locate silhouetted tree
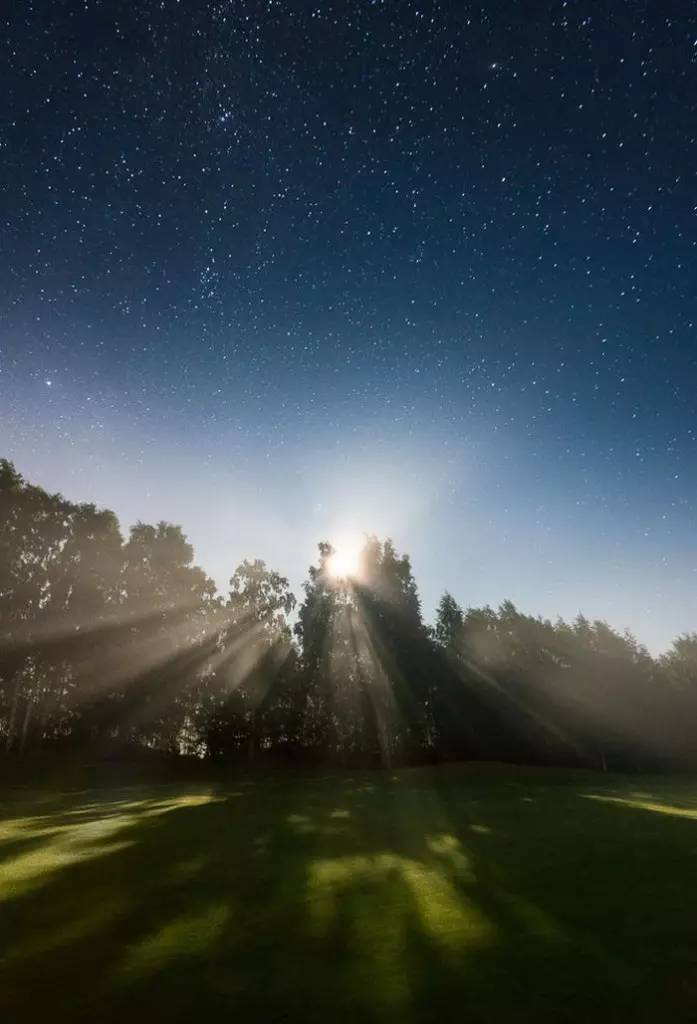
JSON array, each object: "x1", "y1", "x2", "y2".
[
  {"x1": 203, "y1": 560, "x2": 295, "y2": 760},
  {"x1": 2, "y1": 457, "x2": 696, "y2": 774}
]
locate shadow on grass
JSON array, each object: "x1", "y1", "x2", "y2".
[{"x1": 2, "y1": 770, "x2": 697, "y2": 1023}]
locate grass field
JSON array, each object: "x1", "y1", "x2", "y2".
[{"x1": 2, "y1": 765, "x2": 697, "y2": 1023}]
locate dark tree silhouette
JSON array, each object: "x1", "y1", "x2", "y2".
[{"x1": 1, "y1": 458, "x2": 696, "y2": 772}]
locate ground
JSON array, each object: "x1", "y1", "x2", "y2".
[{"x1": 2, "y1": 765, "x2": 697, "y2": 1023}]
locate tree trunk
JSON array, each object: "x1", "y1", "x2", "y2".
[
  {"x1": 4, "y1": 677, "x2": 21, "y2": 754},
  {"x1": 36, "y1": 700, "x2": 51, "y2": 752},
  {"x1": 248, "y1": 709, "x2": 256, "y2": 762},
  {"x1": 378, "y1": 715, "x2": 392, "y2": 771},
  {"x1": 18, "y1": 689, "x2": 34, "y2": 754}
]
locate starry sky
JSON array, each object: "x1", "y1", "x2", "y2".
[{"x1": 2, "y1": 0, "x2": 696, "y2": 652}]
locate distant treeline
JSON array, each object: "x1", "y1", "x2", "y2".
[{"x1": 1, "y1": 458, "x2": 696, "y2": 772}]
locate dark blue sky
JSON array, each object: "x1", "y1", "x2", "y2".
[{"x1": 2, "y1": 0, "x2": 696, "y2": 651}]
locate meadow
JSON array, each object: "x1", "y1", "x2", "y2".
[{"x1": 2, "y1": 765, "x2": 697, "y2": 1023}]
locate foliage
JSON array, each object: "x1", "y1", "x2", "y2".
[{"x1": 1, "y1": 458, "x2": 696, "y2": 770}]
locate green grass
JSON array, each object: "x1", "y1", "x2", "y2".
[{"x1": 2, "y1": 765, "x2": 697, "y2": 1023}]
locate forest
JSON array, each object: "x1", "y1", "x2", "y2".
[{"x1": 2, "y1": 457, "x2": 696, "y2": 772}]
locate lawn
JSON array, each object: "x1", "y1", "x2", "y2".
[{"x1": 2, "y1": 765, "x2": 697, "y2": 1023}]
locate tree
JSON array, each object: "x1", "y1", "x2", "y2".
[
  {"x1": 351, "y1": 538, "x2": 435, "y2": 765},
  {"x1": 434, "y1": 592, "x2": 464, "y2": 652},
  {"x1": 662, "y1": 633, "x2": 697, "y2": 691},
  {"x1": 0, "y1": 462, "x2": 76, "y2": 753},
  {"x1": 295, "y1": 541, "x2": 360, "y2": 763},
  {"x1": 203, "y1": 560, "x2": 296, "y2": 761},
  {"x1": 2, "y1": 455, "x2": 697, "y2": 775},
  {"x1": 102, "y1": 521, "x2": 219, "y2": 752}
]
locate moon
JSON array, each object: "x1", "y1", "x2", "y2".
[{"x1": 327, "y1": 539, "x2": 362, "y2": 579}]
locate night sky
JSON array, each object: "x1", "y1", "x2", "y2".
[{"x1": 2, "y1": 0, "x2": 696, "y2": 652}]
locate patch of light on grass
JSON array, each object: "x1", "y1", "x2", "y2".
[
  {"x1": 329, "y1": 809, "x2": 351, "y2": 819},
  {"x1": 168, "y1": 855, "x2": 210, "y2": 884},
  {"x1": 6, "y1": 898, "x2": 125, "y2": 963},
  {"x1": 401, "y1": 860, "x2": 491, "y2": 949},
  {"x1": 582, "y1": 794, "x2": 697, "y2": 819},
  {"x1": 0, "y1": 832, "x2": 136, "y2": 899},
  {"x1": 0, "y1": 819, "x2": 71, "y2": 842},
  {"x1": 502, "y1": 894, "x2": 564, "y2": 939},
  {"x1": 309, "y1": 853, "x2": 392, "y2": 893},
  {"x1": 426, "y1": 834, "x2": 461, "y2": 856},
  {"x1": 138, "y1": 792, "x2": 224, "y2": 817},
  {"x1": 307, "y1": 852, "x2": 493, "y2": 956},
  {"x1": 0, "y1": 791, "x2": 223, "y2": 900},
  {"x1": 286, "y1": 813, "x2": 316, "y2": 833},
  {"x1": 305, "y1": 854, "x2": 406, "y2": 1012},
  {"x1": 0, "y1": 792, "x2": 220, "y2": 844},
  {"x1": 117, "y1": 904, "x2": 229, "y2": 979},
  {"x1": 426, "y1": 833, "x2": 474, "y2": 881}
]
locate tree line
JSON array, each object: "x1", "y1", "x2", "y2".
[{"x1": 2, "y1": 458, "x2": 696, "y2": 772}]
